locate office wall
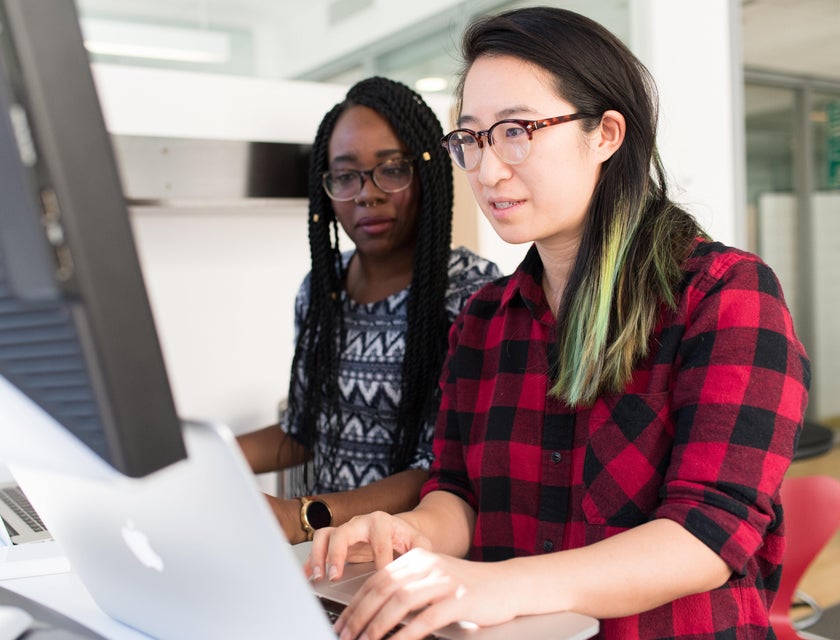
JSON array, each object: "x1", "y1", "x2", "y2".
[
  {"x1": 630, "y1": 0, "x2": 746, "y2": 249},
  {"x1": 93, "y1": 65, "x2": 345, "y2": 434},
  {"x1": 758, "y1": 192, "x2": 840, "y2": 420}
]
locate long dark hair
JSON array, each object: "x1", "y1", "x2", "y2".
[
  {"x1": 457, "y1": 7, "x2": 706, "y2": 406},
  {"x1": 285, "y1": 76, "x2": 454, "y2": 488}
]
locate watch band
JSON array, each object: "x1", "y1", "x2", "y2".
[{"x1": 297, "y1": 496, "x2": 332, "y2": 541}]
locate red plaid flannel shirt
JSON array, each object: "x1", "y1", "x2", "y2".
[{"x1": 422, "y1": 240, "x2": 810, "y2": 639}]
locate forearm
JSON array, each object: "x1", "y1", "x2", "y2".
[
  {"x1": 236, "y1": 424, "x2": 310, "y2": 473},
  {"x1": 504, "y1": 518, "x2": 731, "y2": 619},
  {"x1": 280, "y1": 469, "x2": 430, "y2": 545},
  {"x1": 398, "y1": 490, "x2": 475, "y2": 558},
  {"x1": 321, "y1": 468, "x2": 429, "y2": 528}
]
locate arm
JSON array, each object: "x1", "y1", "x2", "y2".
[
  {"x1": 308, "y1": 489, "x2": 475, "y2": 577},
  {"x1": 271, "y1": 468, "x2": 432, "y2": 545},
  {"x1": 236, "y1": 424, "x2": 310, "y2": 474},
  {"x1": 330, "y1": 517, "x2": 730, "y2": 640},
  {"x1": 506, "y1": 518, "x2": 729, "y2": 618}
]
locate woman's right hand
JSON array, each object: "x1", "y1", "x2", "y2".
[{"x1": 304, "y1": 511, "x2": 432, "y2": 582}]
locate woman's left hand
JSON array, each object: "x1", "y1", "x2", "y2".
[{"x1": 333, "y1": 547, "x2": 520, "y2": 640}]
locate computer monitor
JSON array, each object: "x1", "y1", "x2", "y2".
[{"x1": 0, "y1": 0, "x2": 186, "y2": 478}]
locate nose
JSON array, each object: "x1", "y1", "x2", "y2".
[
  {"x1": 356, "y1": 169, "x2": 386, "y2": 198},
  {"x1": 476, "y1": 141, "x2": 512, "y2": 187}
]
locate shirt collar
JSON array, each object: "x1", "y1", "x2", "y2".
[{"x1": 501, "y1": 244, "x2": 554, "y2": 324}]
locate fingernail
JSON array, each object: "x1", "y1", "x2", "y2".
[
  {"x1": 310, "y1": 565, "x2": 322, "y2": 581},
  {"x1": 328, "y1": 563, "x2": 339, "y2": 581}
]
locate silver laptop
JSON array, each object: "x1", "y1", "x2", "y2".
[
  {"x1": 9, "y1": 419, "x2": 599, "y2": 640},
  {"x1": 0, "y1": 481, "x2": 52, "y2": 545}
]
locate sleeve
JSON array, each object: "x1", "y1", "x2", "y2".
[
  {"x1": 404, "y1": 251, "x2": 501, "y2": 471},
  {"x1": 420, "y1": 303, "x2": 479, "y2": 509},
  {"x1": 444, "y1": 248, "x2": 503, "y2": 323},
  {"x1": 654, "y1": 251, "x2": 811, "y2": 575}
]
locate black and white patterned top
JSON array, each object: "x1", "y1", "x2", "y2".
[{"x1": 285, "y1": 246, "x2": 502, "y2": 493}]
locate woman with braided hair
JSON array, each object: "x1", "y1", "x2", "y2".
[{"x1": 238, "y1": 76, "x2": 500, "y2": 545}]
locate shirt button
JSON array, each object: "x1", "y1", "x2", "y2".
[
  {"x1": 542, "y1": 539, "x2": 554, "y2": 553},
  {"x1": 551, "y1": 451, "x2": 562, "y2": 463}
]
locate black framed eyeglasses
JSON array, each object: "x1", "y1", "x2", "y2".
[
  {"x1": 322, "y1": 156, "x2": 415, "y2": 201},
  {"x1": 440, "y1": 113, "x2": 594, "y2": 171}
]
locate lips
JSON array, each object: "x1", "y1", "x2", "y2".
[
  {"x1": 356, "y1": 215, "x2": 395, "y2": 235},
  {"x1": 493, "y1": 201, "x2": 520, "y2": 209},
  {"x1": 487, "y1": 197, "x2": 525, "y2": 219}
]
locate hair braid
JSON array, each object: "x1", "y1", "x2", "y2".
[
  {"x1": 285, "y1": 77, "x2": 454, "y2": 488},
  {"x1": 284, "y1": 102, "x2": 346, "y2": 489}
]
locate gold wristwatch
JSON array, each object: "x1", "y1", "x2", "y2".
[{"x1": 297, "y1": 496, "x2": 332, "y2": 541}]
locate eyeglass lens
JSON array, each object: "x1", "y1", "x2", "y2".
[
  {"x1": 323, "y1": 158, "x2": 413, "y2": 201},
  {"x1": 445, "y1": 122, "x2": 531, "y2": 171}
]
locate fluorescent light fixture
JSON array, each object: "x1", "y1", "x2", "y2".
[
  {"x1": 415, "y1": 76, "x2": 448, "y2": 93},
  {"x1": 81, "y1": 18, "x2": 230, "y2": 64}
]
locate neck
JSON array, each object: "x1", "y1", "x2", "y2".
[
  {"x1": 536, "y1": 239, "x2": 579, "y2": 315},
  {"x1": 345, "y1": 249, "x2": 414, "y2": 304}
]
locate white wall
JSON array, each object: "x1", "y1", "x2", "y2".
[
  {"x1": 129, "y1": 205, "x2": 308, "y2": 431},
  {"x1": 93, "y1": 65, "x2": 348, "y2": 434},
  {"x1": 630, "y1": 0, "x2": 746, "y2": 248}
]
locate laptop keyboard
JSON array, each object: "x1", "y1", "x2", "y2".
[
  {"x1": 318, "y1": 597, "x2": 441, "y2": 639},
  {"x1": 0, "y1": 485, "x2": 47, "y2": 534}
]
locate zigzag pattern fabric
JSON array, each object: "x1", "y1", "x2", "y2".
[{"x1": 286, "y1": 246, "x2": 501, "y2": 492}]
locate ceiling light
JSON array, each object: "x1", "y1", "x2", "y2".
[
  {"x1": 81, "y1": 18, "x2": 230, "y2": 64},
  {"x1": 415, "y1": 76, "x2": 448, "y2": 93}
]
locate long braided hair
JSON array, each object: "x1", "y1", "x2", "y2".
[{"x1": 285, "y1": 77, "x2": 454, "y2": 490}]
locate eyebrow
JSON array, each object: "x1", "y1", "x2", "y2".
[
  {"x1": 457, "y1": 105, "x2": 536, "y2": 129},
  {"x1": 329, "y1": 148, "x2": 407, "y2": 166}
]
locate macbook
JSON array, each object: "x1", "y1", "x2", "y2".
[
  {"x1": 10, "y1": 419, "x2": 598, "y2": 640},
  {"x1": 0, "y1": 481, "x2": 51, "y2": 546}
]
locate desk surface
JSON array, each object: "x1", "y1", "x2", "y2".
[
  {"x1": 2, "y1": 571, "x2": 148, "y2": 639},
  {"x1": 1, "y1": 543, "x2": 599, "y2": 640}
]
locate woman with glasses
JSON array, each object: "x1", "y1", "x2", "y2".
[
  {"x1": 306, "y1": 8, "x2": 810, "y2": 640},
  {"x1": 237, "y1": 76, "x2": 500, "y2": 545}
]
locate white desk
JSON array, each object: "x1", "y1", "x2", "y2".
[
  {"x1": 1, "y1": 543, "x2": 599, "y2": 640},
  {"x1": 2, "y1": 570, "x2": 148, "y2": 639}
]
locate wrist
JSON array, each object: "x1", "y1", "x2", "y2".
[
  {"x1": 268, "y1": 497, "x2": 308, "y2": 544},
  {"x1": 297, "y1": 496, "x2": 333, "y2": 541}
]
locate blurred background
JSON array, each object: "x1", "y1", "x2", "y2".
[{"x1": 70, "y1": 0, "x2": 840, "y2": 433}]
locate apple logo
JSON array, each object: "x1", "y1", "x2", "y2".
[{"x1": 120, "y1": 520, "x2": 164, "y2": 572}]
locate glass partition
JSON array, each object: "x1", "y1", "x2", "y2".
[{"x1": 745, "y1": 75, "x2": 840, "y2": 423}]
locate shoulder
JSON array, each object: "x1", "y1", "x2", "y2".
[
  {"x1": 681, "y1": 240, "x2": 786, "y2": 302},
  {"x1": 444, "y1": 247, "x2": 503, "y2": 320},
  {"x1": 294, "y1": 270, "x2": 313, "y2": 312},
  {"x1": 447, "y1": 246, "x2": 502, "y2": 280}
]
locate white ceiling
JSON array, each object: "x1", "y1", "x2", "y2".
[
  {"x1": 75, "y1": 0, "x2": 840, "y2": 86},
  {"x1": 741, "y1": 0, "x2": 840, "y2": 79}
]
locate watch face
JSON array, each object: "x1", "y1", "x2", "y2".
[{"x1": 307, "y1": 500, "x2": 332, "y2": 529}]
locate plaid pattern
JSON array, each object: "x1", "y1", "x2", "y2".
[{"x1": 422, "y1": 241, "x2": 810, "y2": 640}]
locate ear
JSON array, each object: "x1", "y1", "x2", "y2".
[{"x1": 593, "y1": 109, "x2": 625, "y2": 162}]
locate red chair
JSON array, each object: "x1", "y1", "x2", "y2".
[{"x1": 769, "y1": 474, "x2": 840, "y2": 640}]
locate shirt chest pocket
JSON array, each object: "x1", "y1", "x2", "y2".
[{"x1": 580, "y1": 392, "x2": 673, "y2": 528}]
